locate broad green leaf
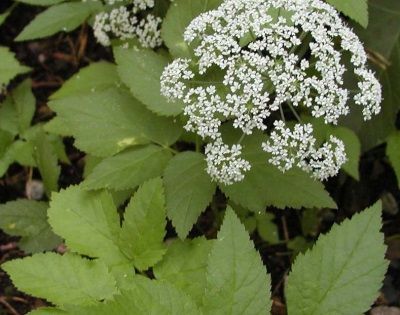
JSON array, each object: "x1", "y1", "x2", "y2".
[
  {"x1": 48, "y1": 186, "x2": 129, "y2": 266},
  {"x1": 82, "y1": 145, "x2": 172, "y2": 190},
  {"x1": 0, "y1": 47, "x2": 31, "y2": 88},
  {"x1": 34, "y1": 131, "x2": 60, "y2": 198},
  {"x1": 285, "y1": 202, "x2": 388, "y2": 315},
  {"x1": 2, "y1": 252, "x2": 118, "y2": 306},
  {"x1": 0, "y1": 139, "x2": 36, "y2": 177},
  {"x1": 331, "y1": 126, "x2": 361, "y2": 180},
  {"x1": 28, "y1": 308, "x2": 68, "y2": 315},
  {"x1": 221, "y1": 130, "x2": 337, "y2": 211},
  {"x1": 119, "y1": 178, "x2": 166, "y2": 271},
  {"x1": 325, "y1": 0, "x2": 368, "y2": 27},
  {"x1": 0, "y1": 200, "x2": 61, "y2": 253},
  {"x1": 387, "y1": 131, "x2": 400, "y2": 189},
  {"x1": 163, "y1": 152, "x2": 216, "y2": 238},
  {"x1": 162, "y1": 0, "x2": 223, "y2": 58},
  {"x1": 66, "y1": 277, "x2": 201, "y2": 315},
  {"x1": 0, "y1": 130, "x2": 14, "y2": 157},
  {"x1": 0, "y1": 79, "x2": 35, "y2": 135},
  {"x1": 114, "y1": 47, "x2": 184, "y2": 116},
  {"x1": 153, "y1": 237, "x2": 214, "y2": 305},
  {"x1": 49, "y1": 88, "x2": 182, "y2": 157},
  {"x1": 13, "y1": 0, "x2": 65, "y2": 5},
  {"x1": 256, "y1": 212, "x2": 279, "y2": 244},
  {"x1": 15, "y1": 2, "x2": 102, "y2": 41},
  {"x1": 50, "y1": 62, "x2": 122, "y2": 100},
  {"x1": 202, "y1": 207, "x2": 272, "y2": 314},
  {"x1": 341, "y1": 0, "x2": 400, "y2": 150}
]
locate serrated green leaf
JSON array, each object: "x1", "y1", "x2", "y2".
[
  {"x1": 161, "y1": 0, "x2": 223, "y2": 58},
  {"x1": 34, "y1": 131, "x2": 60, "y2": 198},
  {"x1": 48, "y1": 186, "x2": 129, "y2": 266},
  {"x1": 153, "y1": 237, "x2": 214, "y2": 305},
  {"x1": 387, "y1": 131, "x2": 400, "y2": 189},
  {"x1": 49, "y1": 88, "x2": 181, "y2": 157},
  {"x1": 285, "y1": 202, "x2": 388, "y2": 315},
  {"x1": 50, "y1": 62, "x2": 122, "y2": 100},
  {"x1": 0, "y1": 200, "x2": 61, "y2": 253},
  {"x1": 2, "y1": 252, "x2": 117, "y2": 306},
  {"x1": 202, "y1": 207, "x2": 272, "y2": 314},
  {"x1": 326, "y1": 0, "x2": 368, "y2": 27},
  {"x1": 15, "y1": 2, "x2": 102, "y2": 41},
  {"x1": 0, "y1": 47, "x2": 31, "y2": 89},
  {"x1": 67, "y1": 277, "x2": 201, "y2": 315},
  {"x1": 13, "y1": 0, "x2": 65, "y2": 6},
  {"x1": 119, "y1": 178, "x2": 166, "y2": 271},
  {"x1": 220, "y1": 131, "x2": 337, "y2": 211},
  {"x1": 340, "y1": 0, "x2": 400, "y2": 150},
  {"x1": 82, "y1": 145, "x2": 172, "y2": 190},
  {"x1": 114, "y1": 47, "x2": 184, "y2": 116},
  {"x1": 163, "y1": 152, "x2": 216, "y2": 238},
  {"x1": 43, "y1": 116, "x2": 72, "y2": 136}
]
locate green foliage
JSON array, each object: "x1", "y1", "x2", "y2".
[
  {"x1": 153, "y1": 237, "x2": 214, "y2": 305},
  {"x1": 119, "y1": 178, "x2": 166, "y2": 271},
  {"x1": 48, "y1": 88, "x2": 181, "y2": 157},
  {"x1": 15, "y1": 2, "x2": 102, "y2": 41},
  {"x1": 0, "y1": 200, "x2": 61, "y2": 253},
  {"x1": 326, "y1": 0, "x2": 368, "y2": 27},
  {"x1": 114, "y1": 47, "x2": 184, "y2": 116},
  {"x1": 161, "y1": 0, "x2": 223, "y2": 58},
  {"x1": 0, "y1": 80, "x2": 66, "y2": 179},
  {"x1": 387, "y1": 131, "x2": 400, "y2": 188},
  {"x1": 202, "y1": 207, "x2": 272, "y2": 314},
  {"x1": 285, "y1": 202, "x2": 388, "y2": 315},
  {"x1": 341, "y1": 0, "x2": 400, "y2": 150},
  {"x1": 0, "y1": 47, "x2": 31, "y2": 87},
  {"x1": 82, "y1": 145, "x2": 172, "y2": 190},
  {"x1": 50, "y1": 62, "x2": 122, "y2": 101},
  {"x1": 48, "y1": 185, "x2": 130, "y2": 266},
  {"x1": 220, "y1": 130, "x2": 337, "y2": 211},
  {"x1": 163, "y1": 152, "x2": 216, "y2": 238},
  {"x1": 13, "y1": 0, "x2": 65, "y2": 5},
  {"x1": 2, "y1": 252, "x2": 118, "y2": 306}
]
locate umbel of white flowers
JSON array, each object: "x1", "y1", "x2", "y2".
[
  {"x1": 161, "y1": 0, "x2": 382, "y2": 185},
  {"x1": 87, "y1": 0, "x2": 162, "y2": 48}
]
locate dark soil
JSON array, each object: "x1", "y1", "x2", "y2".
[{"x1": 1, "y1": 2, "x2": 400, "y2": 315}]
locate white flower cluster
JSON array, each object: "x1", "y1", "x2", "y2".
[
  {"x1": 90, "y1": 0, "x2": 162, "y2": 48},
  {"x1": 160, "y1": 0, "x2": 382, "y2": 184}
]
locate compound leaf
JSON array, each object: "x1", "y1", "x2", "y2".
[
  {"x1": 15, "y1": 2, "x2": 101, "y2": 41},
  {"x1": 114, "y1": 47, "x2": 184, "y2": 116},
  {"x1": 82, "y1": 145, "x2": 172, "y2": 191},
  {"x1": 326, "y1": 0, "x2": 368, "y2": 27},
  {"x1": 153, "y1": 237, "x2": 214, "y2": 305},
  {"x1": 2, "y1": 252, "x2": 117, "y2": 306},
  {"x1": 202, "y1": 208, "x2": 272, "y2": 314},
  {"x1": 0, "y1": 200, "x2": 61, "y2": 253},
  {"x1": 387, "y1": 131, "x2": 400, "y2": 189},
  {"x1": 285, "y1": 202, "x2": 388, "y2": 315},
  {"x1": 163, "y1": 152, "x2": 216, "y2": 238},
  {"x1": 119, "y1": 178, "x2": 166, "y2": 271},
  {"x1": 48, "y1": 186, "x2": 129, "y2": 266}
]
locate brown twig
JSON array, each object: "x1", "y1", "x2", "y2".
[{"x1": 0, "y1": 296, "x2": 20, "y2": 315}]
